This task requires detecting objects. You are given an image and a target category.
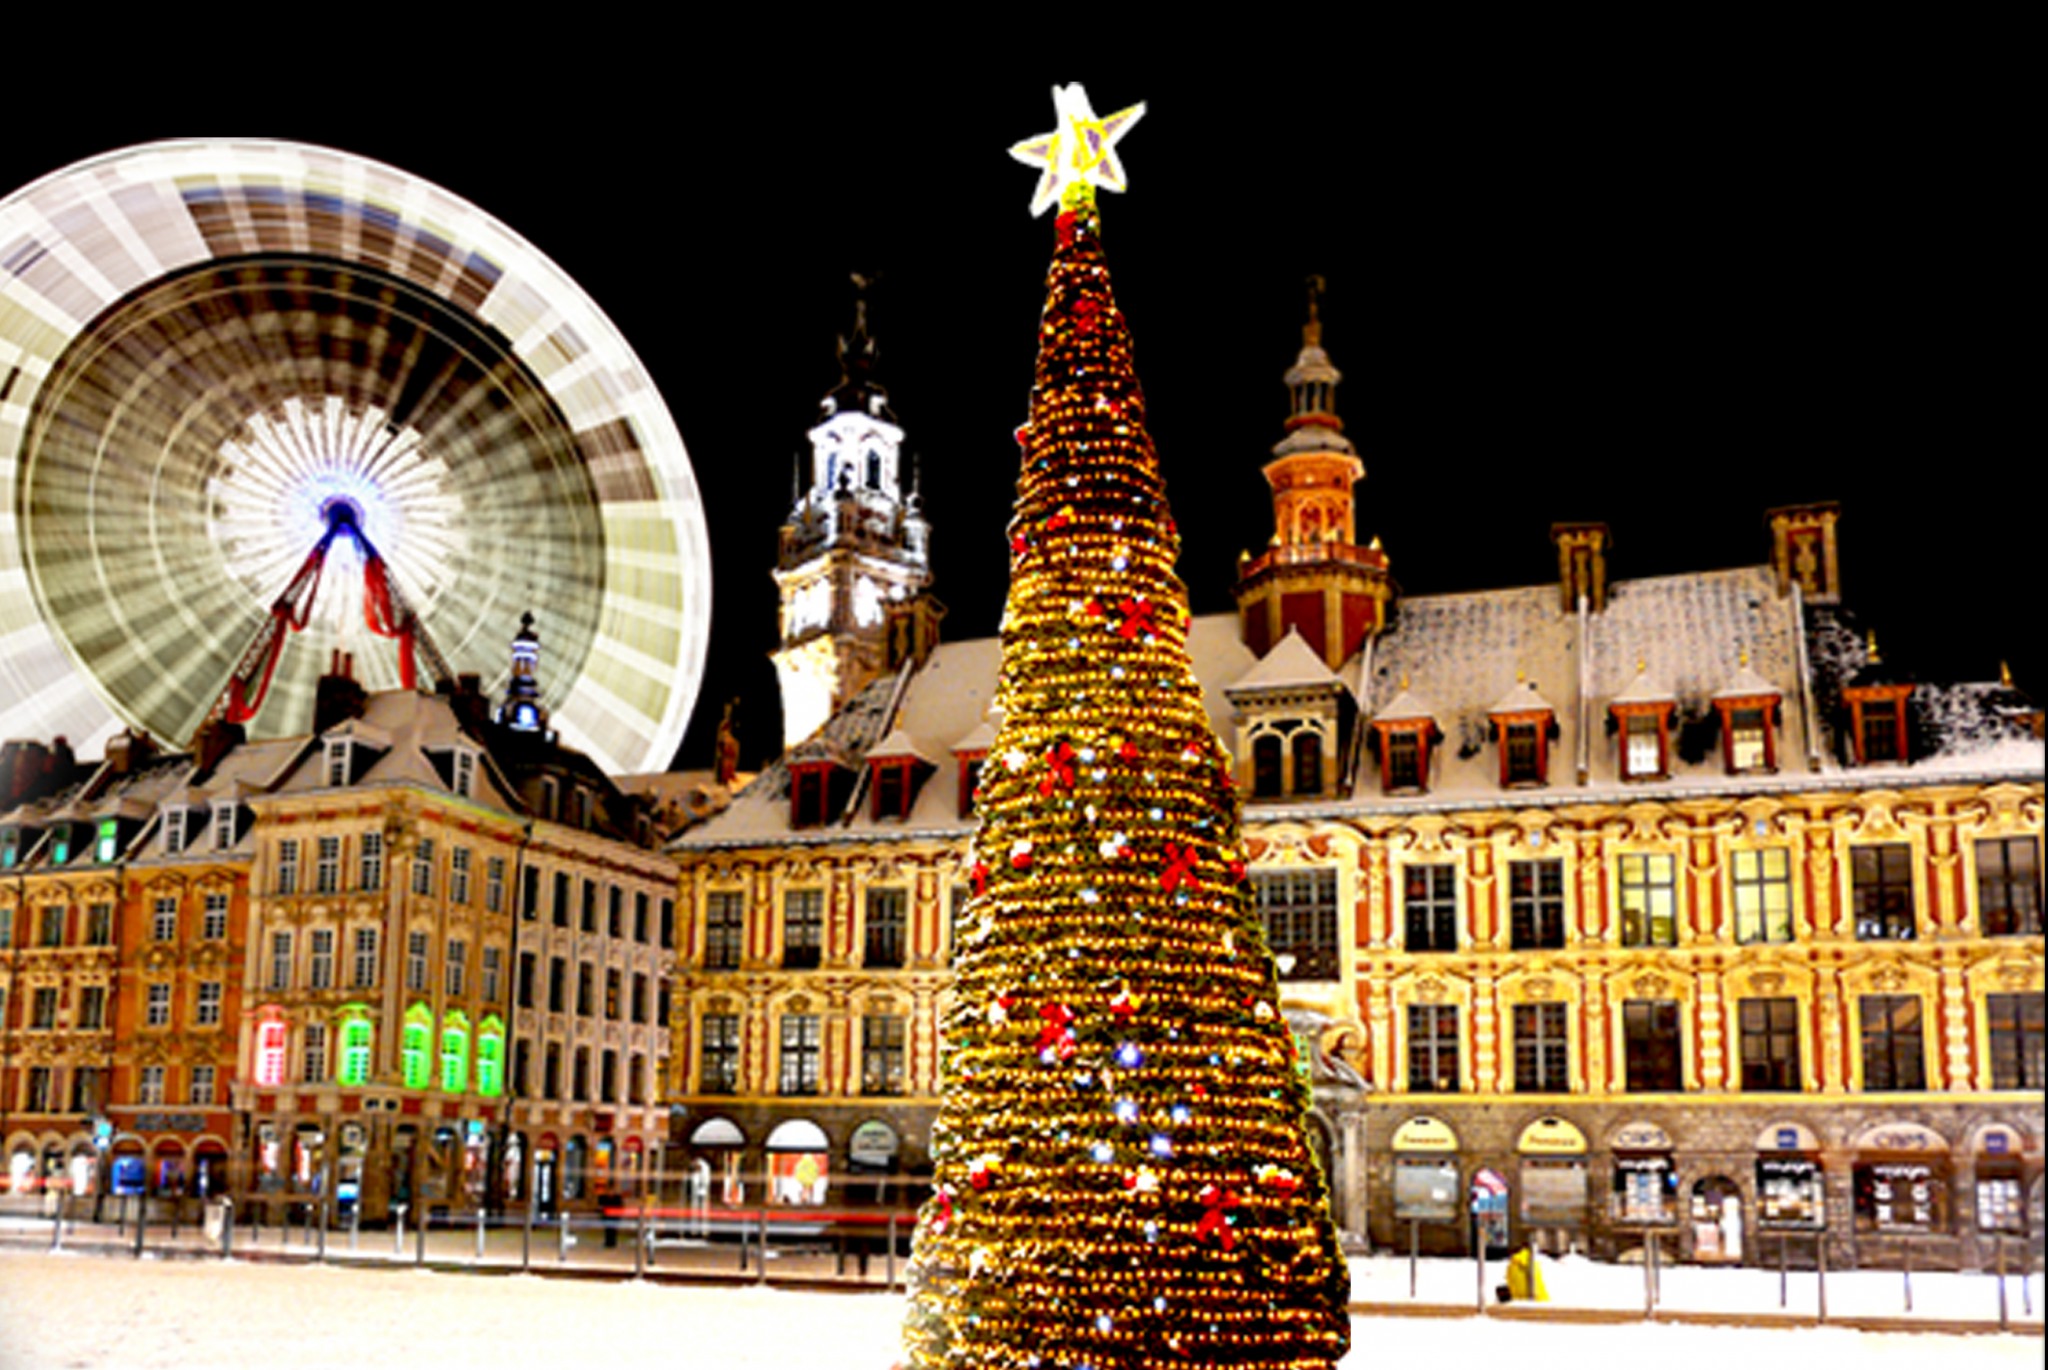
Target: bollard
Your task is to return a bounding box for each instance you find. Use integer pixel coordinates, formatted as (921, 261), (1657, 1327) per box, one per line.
(1778, 1233), (1789, 1308)
(1473, 1217), (1486, 1312)
(1995, 1232), (2008, 1330)
(1902, 1242), (1912, 1313)
(49, 1199), (63, 1253)
(393, 1204), (406, 1257)
(1642, 1235), (1655, 1317)
(1408, 1220), (1419, 1300)
(350, 1198), (360, 1251)
(635, 1194), (648, 1278)
(558, 1211), (570, 1264)
(317, 1197), (328, 1261)
(133, 1200), (147, 1258)
(221, 1200), (235, 1261)
(476, 1206), (487, 1262)
(886, 1211), (898, 1290)
(522, 1200), (533, 1270)
(416, 1205), (428, 1265)
(1816, 1234), (1827, 1323)
(758, 1206), (770, 1282)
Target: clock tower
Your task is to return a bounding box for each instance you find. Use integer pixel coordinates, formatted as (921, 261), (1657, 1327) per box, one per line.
(771, 284), (941, 749)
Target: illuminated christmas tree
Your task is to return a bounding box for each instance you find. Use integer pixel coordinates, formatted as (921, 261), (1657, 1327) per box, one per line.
(903, 85), (1352, 1369)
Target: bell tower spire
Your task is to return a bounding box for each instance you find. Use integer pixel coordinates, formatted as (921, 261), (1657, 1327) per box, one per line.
(1232, 280), (1395, 669)
(770, 276), (943, 749)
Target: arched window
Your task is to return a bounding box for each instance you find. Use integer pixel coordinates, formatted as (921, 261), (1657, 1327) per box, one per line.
(337, 1009), (374, 1086)
(1252, 734), (1283, 799)
(1292, 731), (1323, 798)
(441, 1010), (470, 1094)
(476, 1015), (505, 1098)
(401, 1004), (433, 1090)
(255, 1010), (288, 1086)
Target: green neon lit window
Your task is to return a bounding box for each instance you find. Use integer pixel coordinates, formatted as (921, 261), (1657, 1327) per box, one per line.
(337, 1012), (373, 1086)
(96, 818), (119, 863)
(476, 1016), (505, 1098)
(401, 1005), (433, 1089)
(441, 1012), (470, 1093)
(51, 827), (71, 865)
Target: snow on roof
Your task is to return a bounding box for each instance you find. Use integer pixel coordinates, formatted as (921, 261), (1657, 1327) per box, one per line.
(1611, 662), (1676, 707)
(1373, 688), (1439, 725)
(1489, 678), (1557, 716)
(1715, 660), (1781, 701)
(1230, 627), (1340, 693)
(866, 727), (939, 766)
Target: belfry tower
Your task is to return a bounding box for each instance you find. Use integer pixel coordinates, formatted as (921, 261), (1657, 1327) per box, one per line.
(770, 279), (942, 749)
(1233, 279), (1395, 669)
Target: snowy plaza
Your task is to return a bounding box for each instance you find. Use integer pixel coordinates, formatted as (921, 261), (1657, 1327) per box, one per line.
(1, 1245), (2042, 1369)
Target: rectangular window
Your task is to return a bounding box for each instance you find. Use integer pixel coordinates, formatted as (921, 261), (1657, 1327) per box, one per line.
(1860, 698), (1901, 763)
(200, 894), (227, 942)
(1513, 1001), (1570, 1092)
(31, 987), (59, 1029)
(412, 838), (435, 897)
(486, 856), (506, 914)
(1853, 845), (1916, 940)
(26, 1067), (53, 1111)
(1977, 837), (2041, 936)
(1403, 864), (1458, 953)
(700, 1014), (740, 1094)
(446, 939), (467, 997)
(1509, 859), (1566, 950)
(450, 847), (472, 906)
(657, 979), (671, 1028)
(1987, 993), (2045, 1091)
(600, 1049), (618, 1103)
(864, 888), (907, 968)
(309, 929), (335, 990)
(36, 905), (64, 947)
(276, 839), (299, 895)
(351, 927), (378, 988)
(71, 1067), (104, 1114)
(452, 749), (475, 798)
(1386, 730), (1422, 791)
(190, 1064), (216, 1106)
(269, 931), (293, 990)
(543, 1044), (561, 1097)
(1253, 868), (1339, 979)
(1729, 707), (1769, 772)
(407, 931), (430, 992)
(604, 968), (621, 1020)
(1860, 994), (1926, 1090)
(164, 807), (187, 854)
(1623, 999), (1683, 1092)
(521, 865), (540, 921)
(139, 1065), (166, 1106)
(581, 879), (598, 933)
(482, 946), (503, 1004)
(1407, 1004), (1460, 1093)
(1294, 733), (1325, 797)
(315, 835), (341, 894)
(875, 762), (909, 819)
(572, 1048), (590, 1101)
(791, 767), (829, 828)
(301, 1023), (327, 1084)
(147, 982), (172, 1028)
(633, 890), (650, 943)
(783, 889), (824, 969)
(83, 901), (112, 946)
(95, 818), (119, 863)
(660, 898), (675, 950)
(631, 972), (649, 1024)
(195, 980), (223, 1027)
(608, 885), (623, 939)
(213, 803), (236, 851)
(325, 739), (351, 787)
(150, 896), (178, 943)
(577, 964), (595, 1017)
(1624, 713), (1662, 778)
(1617, 853), (1678, 948)
(518, 952), (536, 1009)
(552, 871), (571, 927)
(1505, 723), (1542, 785)
(705, 891), (745, 969)
(779, 1014), (822, 1095)
(548, 957), (566, 1012)
(78, 985), (106, 1030)
(359, 831), (384, 892)
(862, 1014), (907, 1095)
(1733, 847), (1794, 944)
(1739, 997), (1801, 1092)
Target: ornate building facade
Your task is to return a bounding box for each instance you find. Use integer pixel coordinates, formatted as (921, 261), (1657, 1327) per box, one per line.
(667, 308), (2044, 1269)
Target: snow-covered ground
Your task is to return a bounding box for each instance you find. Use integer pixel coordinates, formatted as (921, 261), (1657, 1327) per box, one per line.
(0, 1251), (2039, 1370)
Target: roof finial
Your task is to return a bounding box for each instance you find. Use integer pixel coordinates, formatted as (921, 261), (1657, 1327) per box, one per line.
(1304, 274), (1325, 348)
(1865, 630), (1882, 664)
(2001, 659), (2014, 688)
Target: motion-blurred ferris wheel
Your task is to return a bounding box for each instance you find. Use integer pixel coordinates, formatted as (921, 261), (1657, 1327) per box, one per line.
(0, 140), (711, 776)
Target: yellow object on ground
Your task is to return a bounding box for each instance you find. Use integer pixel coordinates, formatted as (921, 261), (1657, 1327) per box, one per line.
(1505, 1247), (1548, 1302)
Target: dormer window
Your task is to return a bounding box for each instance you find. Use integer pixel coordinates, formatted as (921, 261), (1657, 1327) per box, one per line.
(956, 751), (987, 820)
(1505, 723), (1544, 785)
(452, 748), (476, 799)
(1371, 686), (1442, 796)
(50, 825), (72, 866)
(1387, 730), (1421, 789)
(164, 807), (187, 855)
(1489, 678), (1557, 790)
(1609, 703), (1674, 783)
(791, 762), (833, 829)
(324, 738), (351, 787)
(1860, 697), (1901, 762)
(1292, 732), (1324, 798)
(95, 818), (119, 863)
(0, 828), (17, 869)
(212, 802), (237, 851)
(1252, 734), (1282, 798)
(1729, 708), (1769, 770)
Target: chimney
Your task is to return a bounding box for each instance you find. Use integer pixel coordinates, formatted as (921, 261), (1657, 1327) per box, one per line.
(1767, 502), (1841, 603)
(314, 650), (369, 735)
(189, 717), (246, 779)
(1551, 522), (1611, 613)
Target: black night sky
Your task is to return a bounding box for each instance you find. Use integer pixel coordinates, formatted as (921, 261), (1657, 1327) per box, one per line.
(3, 64), (2030, 773)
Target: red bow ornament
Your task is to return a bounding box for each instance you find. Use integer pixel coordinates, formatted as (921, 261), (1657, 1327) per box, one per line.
(1038, 741), (1077, 797)
(1036, 1003), (1078, 1063)
(1009, 839), (1033, 871)
(1114, 596), (1160, 641)
(1196, 1184), (1240, 1251)
(931, 1187), (955, 1236)
(1159, 842), (1199, 893)
(971, 861), (991, 896)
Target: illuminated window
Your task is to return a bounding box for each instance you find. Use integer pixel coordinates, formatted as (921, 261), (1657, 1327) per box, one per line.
(779, 1014), (821, 1095)
(1407, 1004), (1459, 1093)
(604, 967), (621, 1020)
(401, 1006), (433, 1089)
(1977, 838), (2041, 937)
(476, 1017), (505, 1098)
(1733, 848), (1794, 944)
(705, 891), (745, 969)
(1, 828), (18, 868)
(337, 1013), (373, 1086)
(440, 1012), (470, 1093)
(862, 1014), (906, 1095)
(1621, 713), (1664, 780)
(1988, 993), (2045, 1090)
(200, 894), (227, 941)
(1253, 868), (1339, 980)
(1617, 853), (1678, 947)
(50, 826), (71, 865)
(95, 818), (119, 863)
(256, 1015), (288, 1086)
(1728, 707), (1770, 772)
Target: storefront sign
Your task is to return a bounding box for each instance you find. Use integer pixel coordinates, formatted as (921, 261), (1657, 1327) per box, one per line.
(1517, 1116), (1588, 1156)
(1853, 1122), (1947, 1153)
(1391, 1116), (1459, 1153)
(849, 1121), (900, 1167)
(1755, 1156), (1825, 1230)
(1755, 1121), (1820, 1153)
(1610, 1121), (1673, 1152)
(133, 1113), (206, 1134)
(1979, 1127), (2016, 1157)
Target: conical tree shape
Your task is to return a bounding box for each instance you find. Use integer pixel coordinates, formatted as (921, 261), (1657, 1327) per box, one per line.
(903, 185), (1351, 1368)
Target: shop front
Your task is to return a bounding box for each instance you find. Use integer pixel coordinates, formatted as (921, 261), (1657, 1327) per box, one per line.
(1754, 1121), (1825, 1268)
(1516, 1115), (1589, 1255)
(684, 1117), (747, 1208)
(1970, 1124), (2030, 1267)
(1608, 1120), (1678, 1258)
(765, 1119), (830, 1207)
(1851, 1120), (1952, 1267)
(1389, 1115), (1462, 1256)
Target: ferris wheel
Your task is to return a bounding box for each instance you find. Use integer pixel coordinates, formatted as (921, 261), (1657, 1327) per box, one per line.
(0, 140), (711, 777)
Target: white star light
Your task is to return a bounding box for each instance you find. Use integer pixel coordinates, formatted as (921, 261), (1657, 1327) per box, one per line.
(1010, 83), (1146, 216)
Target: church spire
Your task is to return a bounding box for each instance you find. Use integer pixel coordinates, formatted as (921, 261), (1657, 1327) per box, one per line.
(497, 611), (548, 733)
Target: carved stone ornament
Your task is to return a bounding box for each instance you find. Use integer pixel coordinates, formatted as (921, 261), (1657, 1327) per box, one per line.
(1870, 964), (1907, 993)
(1634, 972), (1669, 999)
(1749, 970), (1785, 996)
(1996, 961), (2038, 992)
(1413, 975), (1449, 1004)
(1522, 976), (1554, 1002)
